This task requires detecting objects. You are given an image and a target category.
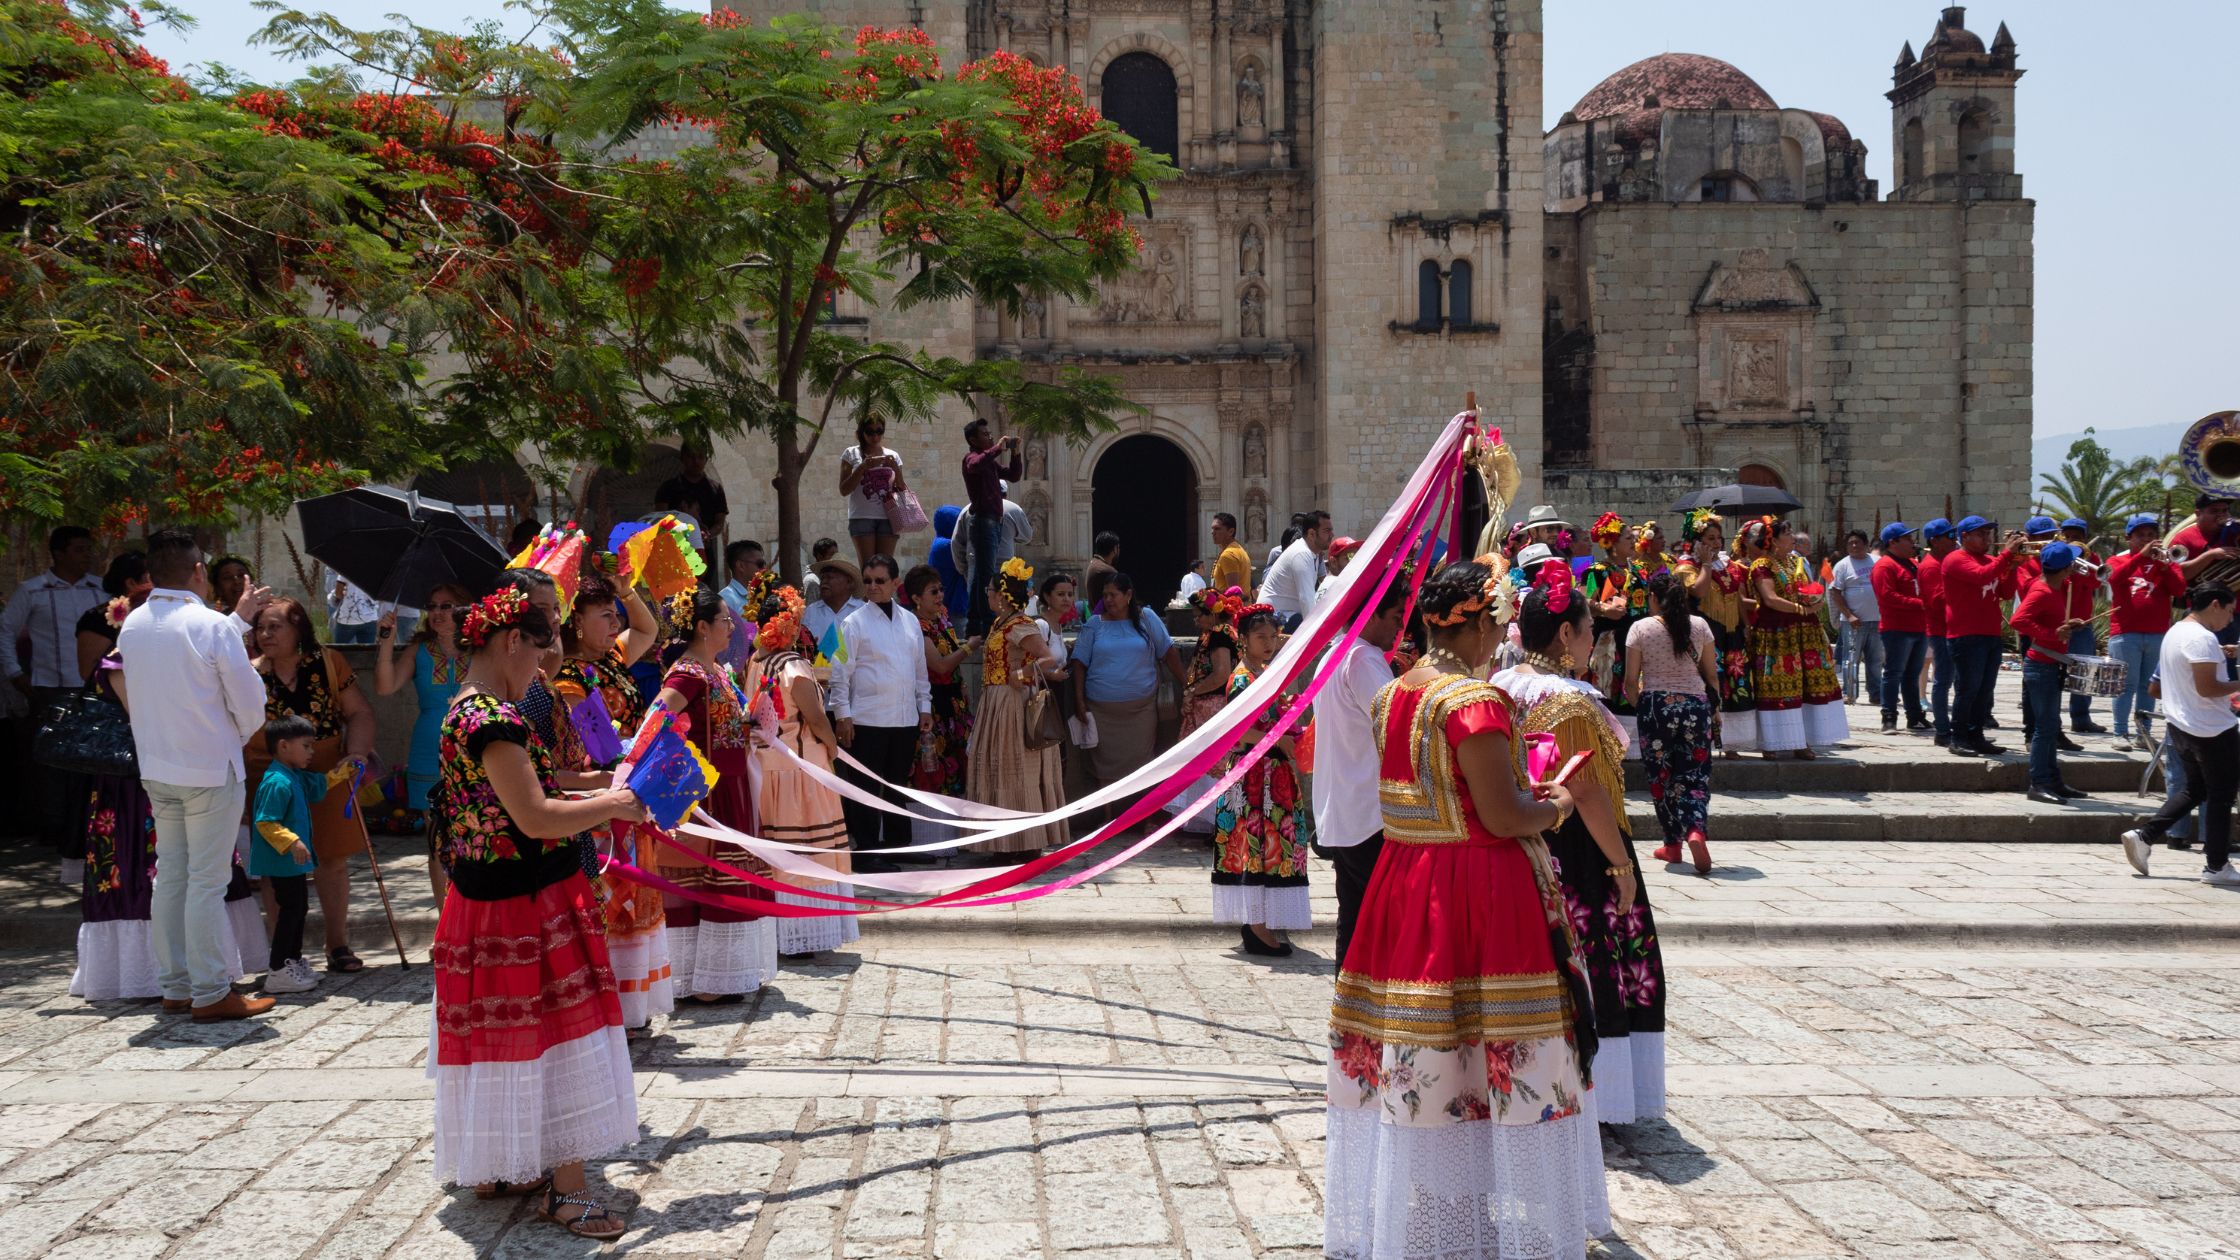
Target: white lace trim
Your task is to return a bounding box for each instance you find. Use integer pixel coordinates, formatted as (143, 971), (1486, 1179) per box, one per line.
(71, 901), (268, 1001)
(429, 1023), (639, 1187)
(604, 929), (675, 1030)
(1324, 1097), (1610, 1259)
(1586, 1032), (1666, 1126)
(669, 918), (777, 997)
(1802, 699), (1849, 746)
(1210, 883), (1312, 931)
(1755, 706), (1806, 752)
(775, 886), (860, 954)
(1719, 709), (1759, 752)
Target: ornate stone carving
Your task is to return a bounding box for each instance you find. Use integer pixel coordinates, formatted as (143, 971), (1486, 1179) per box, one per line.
(1727, 335), (1785, 406)
(1243, 423), (1267, 477)
(1237, 61), (1266, 130)
(1021, 293), (1048, 341)
(1096, 230), (1191, 323)
(1239, 223), (1263, 277)
(1024, 490), (1051, 544)
(1694, 248), (1818, 311)
(1244, 488), (1268, 543)
(1239, 285), (1266, 339)
(1024, 435), (1049, 482)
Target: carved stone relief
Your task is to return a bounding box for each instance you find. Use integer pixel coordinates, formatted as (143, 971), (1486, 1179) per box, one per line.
(1236, 61), (1266, 130)
(1243, 423), (1267, 478)
(1024, 436), (1049, 482)
(1239, 223), (1263, 277)
(1727, 336), (1785, 406)
(1024, 490), (1051, 544)
(1244, 488), (1268, 543)
(1096, 228), (1192, 323)
(1239, 285), (1266, 339)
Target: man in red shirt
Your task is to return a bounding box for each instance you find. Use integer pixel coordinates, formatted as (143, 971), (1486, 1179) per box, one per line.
(2011, 516), (2071, 751)
(1870, 522), (1930, 735)
(1919, 518), (1957, 745)
(1941, 515), (2027, 757)
(2104, 512), (2190, 749)
(2011, 542), (2091, 804)
(2056, 517), (2110, 735)
(2167, 492), (2235, 586)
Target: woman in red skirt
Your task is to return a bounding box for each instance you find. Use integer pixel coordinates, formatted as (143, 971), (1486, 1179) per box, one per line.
(428, 588), (648, 1239)
(1326, 560), (1609, 1259)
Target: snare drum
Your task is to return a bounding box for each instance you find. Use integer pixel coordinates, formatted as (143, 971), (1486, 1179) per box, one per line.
(2064, 654), (2127, 698)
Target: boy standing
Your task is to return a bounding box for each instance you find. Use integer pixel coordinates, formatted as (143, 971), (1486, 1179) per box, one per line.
(253, 716), (363, 994)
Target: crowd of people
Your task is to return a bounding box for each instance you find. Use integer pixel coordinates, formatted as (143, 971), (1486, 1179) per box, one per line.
(12, 423), (2240, 1246)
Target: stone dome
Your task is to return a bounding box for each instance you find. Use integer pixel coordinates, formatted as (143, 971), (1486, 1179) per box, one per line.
(1570, 53), (1779, 123)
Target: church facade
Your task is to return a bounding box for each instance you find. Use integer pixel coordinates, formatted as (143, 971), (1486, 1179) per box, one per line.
(687, 0), (2029, 597)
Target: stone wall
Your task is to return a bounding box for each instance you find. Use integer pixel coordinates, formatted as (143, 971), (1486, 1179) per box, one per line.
(1540, 467), (1738, 539)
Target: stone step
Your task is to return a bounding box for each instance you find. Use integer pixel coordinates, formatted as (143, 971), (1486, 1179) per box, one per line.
(1623, 745), (2152, 794)
(1634, 788), (2148, 845)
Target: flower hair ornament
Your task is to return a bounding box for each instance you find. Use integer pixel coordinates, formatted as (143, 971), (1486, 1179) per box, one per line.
(1591, 512), (1626, 549)
(999, 555), (1034, 584)
(1479, 552), (1517, 625)
(104, 596), (131, 629)
(1532, 558), (1575, 614)
(1189, 584), (1245, 622)
(664, 590), (699, 639)
(1633, 520), (1663, 549)
(460, 587), (531, 651)
(754, 585), (807, 653)
(1739, 516), (1781, 552)
(1681, 507), (1720, 543)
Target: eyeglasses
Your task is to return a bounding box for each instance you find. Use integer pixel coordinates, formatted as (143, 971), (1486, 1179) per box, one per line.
(865, 427), (886, 436)
(426, 603), (458, 613)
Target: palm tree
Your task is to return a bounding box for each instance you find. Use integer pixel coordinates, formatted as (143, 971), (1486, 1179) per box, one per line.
(2036, 432), (2169, 548)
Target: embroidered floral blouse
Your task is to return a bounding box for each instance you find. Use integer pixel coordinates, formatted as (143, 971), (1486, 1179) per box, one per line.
(919, 609), (963, 685)
(429, 692), (577, 900)
(259, 649), (353, 739)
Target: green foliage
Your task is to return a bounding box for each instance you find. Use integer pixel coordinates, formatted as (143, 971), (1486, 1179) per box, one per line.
(2036, 430), (2180, 547)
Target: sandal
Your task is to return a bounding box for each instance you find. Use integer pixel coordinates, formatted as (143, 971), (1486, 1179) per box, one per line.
(474, 1173), (552, 1201)
(541, 1189), (626, 1240)
(327, 947), (365, 974)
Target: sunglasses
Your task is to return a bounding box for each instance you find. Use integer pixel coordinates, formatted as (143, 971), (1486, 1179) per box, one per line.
(426, 603), (458, 613)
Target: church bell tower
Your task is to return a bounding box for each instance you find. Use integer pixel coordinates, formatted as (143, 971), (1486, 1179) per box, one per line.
(1888, 6), (2024, 201)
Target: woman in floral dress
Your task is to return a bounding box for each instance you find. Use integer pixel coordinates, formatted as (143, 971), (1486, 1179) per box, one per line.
(1210, 605), (1311, 957)
(1742, 517), (1848, 757)
(743, 578), (861, 954)
(428, 587), (645, 1240)
(651, 590), (778, 1002)
(1494, 561), (1667, 1128)
(1179, 586), (1241, 736)
(1623, 573), (1722, 877)
(1326, 560), (1607, 1259)
(965, 559), (1070, 856)
(1673, 510), (1756, 756)
(551, 573), (672, 1033)
(905, 565), (975, 814)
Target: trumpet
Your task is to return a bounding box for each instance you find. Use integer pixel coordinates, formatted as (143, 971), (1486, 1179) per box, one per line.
(2150, 541), (2176, 565)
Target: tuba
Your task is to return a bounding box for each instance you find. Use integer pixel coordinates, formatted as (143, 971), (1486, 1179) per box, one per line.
(2167, 410), (2240, 589)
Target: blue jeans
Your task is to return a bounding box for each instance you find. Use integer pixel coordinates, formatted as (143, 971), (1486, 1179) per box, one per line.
(1929, 635), (1955, 738)
(330, 620), (377, 645)
(1840, 619), (1883, 703)
(2107, 631), (2164, 737)
(2066, 626), (2099, 725)
(1879, 629), (1927, 724)
(966, 514), (1005, 637)
(2165, 737), (2209, 841)
(2022, 659), (2066, 788)
(1949, 635), (2002, 744)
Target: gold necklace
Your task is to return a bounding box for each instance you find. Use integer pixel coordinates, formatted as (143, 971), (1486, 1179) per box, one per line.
(1524, 651), (1566, 674)
(1421, 646), (1475, 675)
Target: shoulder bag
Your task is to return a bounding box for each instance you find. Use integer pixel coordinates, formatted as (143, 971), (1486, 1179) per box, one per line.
(885, 487), (930, 534)
(34, 689), (138, 778)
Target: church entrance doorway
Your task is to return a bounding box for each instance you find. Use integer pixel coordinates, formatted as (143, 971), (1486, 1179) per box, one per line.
(1092, 434), (1198, 614)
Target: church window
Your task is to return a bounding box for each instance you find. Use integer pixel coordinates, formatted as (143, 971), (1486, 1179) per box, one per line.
(1780, 137), (1805, 193)
(1103, 53), (1179, 161)
(1448, 259), (1473, 326)
(1417, 260), (1444, 329)
(1958, 109), (1990, 170)
(1698, 172), (1759, 203)
(1902, 118), (1925, 186)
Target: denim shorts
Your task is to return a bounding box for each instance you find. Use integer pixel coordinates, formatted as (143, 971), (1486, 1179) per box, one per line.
(848, 517), (891, 539)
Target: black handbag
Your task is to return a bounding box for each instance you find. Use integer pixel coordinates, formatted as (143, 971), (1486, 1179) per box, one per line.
(33, 689), (138, 777)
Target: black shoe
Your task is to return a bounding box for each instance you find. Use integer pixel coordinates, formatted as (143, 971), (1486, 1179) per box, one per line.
(1240, 926), (1292, 958)
(855, 856), (898, 874)
(2026, 787), (2067, 806)
(2072, 721), (2109, 734)
(1933, 733), (1951, 747)
(1985, 717), (2004, 729)
(2057, 735), (2085, 753)
(2055, 785), (2091, 800)
(2170, 839), (2197, 852)
(1881, 717), (1898, 734)
(1949, 742), (1984, 758)
(1975, 741), (2009, 756)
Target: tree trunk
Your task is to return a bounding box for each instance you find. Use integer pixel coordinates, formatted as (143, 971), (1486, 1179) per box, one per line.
(773, 427), (806, 586)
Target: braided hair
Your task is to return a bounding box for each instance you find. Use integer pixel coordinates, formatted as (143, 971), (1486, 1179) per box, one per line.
(1418, 562), (1494, 636)
(1517, 568), (1591, 653)
(1646, 570), (1693, 658)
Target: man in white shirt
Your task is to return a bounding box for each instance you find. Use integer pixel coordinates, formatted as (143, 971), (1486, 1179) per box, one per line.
(1176, 560), (1209, 603)
(118, 528), (277, 1022)
(828, 554), (932, 869)
(1310, 578), (1406, 966)
(1314, 536), (1361, 607)
(1262, 509), (1334, 630)
(802, 557), (866, 651)
(2124, 583), (2240, 883)
(5, 524), (109, 861)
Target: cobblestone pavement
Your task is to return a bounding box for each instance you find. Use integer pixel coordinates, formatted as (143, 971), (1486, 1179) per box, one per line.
(1, 843), (2237, 1259)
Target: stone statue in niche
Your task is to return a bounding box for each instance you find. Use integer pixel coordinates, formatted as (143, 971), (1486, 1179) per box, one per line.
(1097, 241), (1190, 323)
(1021, 294), (1048, 341)
(1239, 224), (1263, 278)
(1239, 287), (1265, 339)
(1024, 436), (1049, 482)
(1243, 423), (1267, 478)
(1244, 490), (1268, 543)
(1024, 491), (1051, 544)
(1728, 336), (1784, 406)
(1237, 62), (1265, 130)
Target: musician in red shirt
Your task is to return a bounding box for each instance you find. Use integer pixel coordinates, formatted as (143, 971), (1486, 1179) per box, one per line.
(2011, 542), (2091, 804)
(2166, 493), (2234, 586)
(1870, 523), (1930, 735)
(1919, 519), (1958, 745)
(2104, 512), (2190, 748)
(1941, 515), (2027, 757)
(2011, 516), (2069, 751)
(2054, 518), (2110, 736)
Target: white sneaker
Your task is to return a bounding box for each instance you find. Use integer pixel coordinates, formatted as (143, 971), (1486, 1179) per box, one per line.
(2121, 830), (2153, 876)
(2204, 865), (2240, 887)
(264, 958), (318, 994)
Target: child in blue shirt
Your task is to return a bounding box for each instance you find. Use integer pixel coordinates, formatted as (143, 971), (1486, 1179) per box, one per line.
(252, 715), (361, 995)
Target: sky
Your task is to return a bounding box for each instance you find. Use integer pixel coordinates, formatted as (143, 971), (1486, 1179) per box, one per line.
(141, 1), (2240, 449)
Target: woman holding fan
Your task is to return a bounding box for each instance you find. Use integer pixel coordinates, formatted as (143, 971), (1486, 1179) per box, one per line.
(743, 577), (861, 955)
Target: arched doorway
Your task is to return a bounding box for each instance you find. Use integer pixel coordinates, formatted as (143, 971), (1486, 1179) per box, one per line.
(1738, 462), (1786, 489)
(1092, 434), (1198, 613)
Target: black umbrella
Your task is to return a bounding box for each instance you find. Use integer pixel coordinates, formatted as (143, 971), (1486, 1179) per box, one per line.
(296, 486), (511, 609)
(1670, 483), (1803, 514)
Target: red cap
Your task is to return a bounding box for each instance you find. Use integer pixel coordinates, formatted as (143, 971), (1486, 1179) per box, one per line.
(1330, 536), (1361, 559)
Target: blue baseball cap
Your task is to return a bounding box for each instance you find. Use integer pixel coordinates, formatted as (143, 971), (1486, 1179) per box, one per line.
(2124, 513), (2160, 536)
(2039, 542), (2078, 572)
(1922, 517), (1956, 540)
(2023, 515), (2058, 537)
(2060, 517), (2087, 532)
(1879, 522), (1916, 546)
(1956, 515), (1993, 534)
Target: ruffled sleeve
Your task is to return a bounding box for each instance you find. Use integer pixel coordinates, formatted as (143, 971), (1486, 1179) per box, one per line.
(462, 699), (532, 764)
(1443, 692), (1514, 747)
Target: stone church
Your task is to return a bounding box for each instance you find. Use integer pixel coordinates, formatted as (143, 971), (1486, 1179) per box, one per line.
(639, 1), (2029, 604)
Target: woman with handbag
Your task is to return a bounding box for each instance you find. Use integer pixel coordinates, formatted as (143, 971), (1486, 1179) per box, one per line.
(743, 578), (861, 955)
(839, 417), (911, 565)
(967, 558), (1070, 855)
(244, 598), (378, 975)
(1070, 573), (1188, 829)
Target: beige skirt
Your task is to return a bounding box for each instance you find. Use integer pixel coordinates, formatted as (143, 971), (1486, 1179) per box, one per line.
(965, 683), (1069, 853)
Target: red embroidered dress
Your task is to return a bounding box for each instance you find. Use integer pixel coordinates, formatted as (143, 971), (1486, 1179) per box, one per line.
(658, 657), (776, 995)
(427, 691), (636, 1187)
(1323, 674), (1607, 1259)
(552, 648), (673, 1029)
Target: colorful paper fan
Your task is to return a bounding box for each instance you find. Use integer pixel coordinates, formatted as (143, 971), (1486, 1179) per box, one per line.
(509, 523), (586, 619)
(814, 620), (847, 668)
(615, 514), (705, 600)
(624, 724), (719, 830)
(568, 686), (625, 768)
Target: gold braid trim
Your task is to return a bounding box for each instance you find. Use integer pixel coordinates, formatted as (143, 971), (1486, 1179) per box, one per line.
(1518, 688), (1631, 839)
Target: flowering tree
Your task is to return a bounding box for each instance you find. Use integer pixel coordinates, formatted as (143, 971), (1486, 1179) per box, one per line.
(0, 0), (427, 531)
(548, 2), (1174, 578)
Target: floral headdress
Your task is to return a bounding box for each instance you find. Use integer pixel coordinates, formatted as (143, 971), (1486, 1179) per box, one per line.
(1738, 515), (1782, 552)
(1189, 584), (1246, 622)
(754, 585), (808, 653)
(1591, 512), (1626, 549)
(1530, 558), (1574, 614)
(460, 587), (531, 651)
(1237, 602), (1278, 625)
(745, 567), (785, 614)
(1680, 507), (1721, 542)
(1423, 563), (1507, 628)
(103, 596), (131, 629)
(664, 590), (699, 639)
(1633, 520), (1663, 549)
(999, 555), (1034, 584)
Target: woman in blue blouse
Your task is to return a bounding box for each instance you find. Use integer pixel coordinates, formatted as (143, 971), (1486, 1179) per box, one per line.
(1070, 573), (1188, 822)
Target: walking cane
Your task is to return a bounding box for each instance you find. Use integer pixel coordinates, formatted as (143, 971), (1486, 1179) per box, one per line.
(343, 764), (412, 969)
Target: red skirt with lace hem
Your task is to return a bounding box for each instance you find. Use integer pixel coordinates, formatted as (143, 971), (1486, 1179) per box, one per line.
(432, 873), (624, 1067)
